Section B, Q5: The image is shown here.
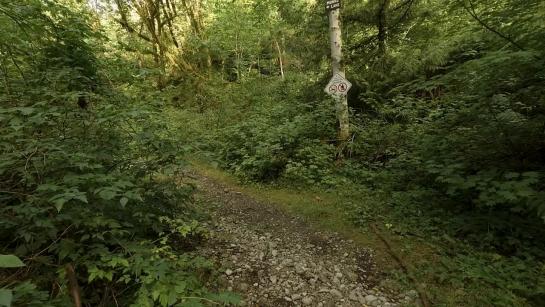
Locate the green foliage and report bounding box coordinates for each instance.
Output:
[2,0,544,305]
[211,76,339,184]
[0,1,236,306]
[418,246,545,306]
[0,256,25,268]
[0,89,233,306]
[176,0,545,305]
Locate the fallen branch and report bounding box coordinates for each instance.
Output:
[370,223,430,307]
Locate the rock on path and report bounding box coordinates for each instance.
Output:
[190,173,416,307]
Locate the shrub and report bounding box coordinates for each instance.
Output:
[0,93,236,306]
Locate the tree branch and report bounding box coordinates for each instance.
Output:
[459,0,524,51]
[114,18,153,42]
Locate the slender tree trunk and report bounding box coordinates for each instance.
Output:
[377,0,390,56]
[221,59,225,81]
[235,33,241,80]
[274,39,284,80]
[328,9,350,142]
[65,263,82,307]
[257,54,261,79]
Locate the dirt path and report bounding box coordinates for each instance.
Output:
[189,172,417,307]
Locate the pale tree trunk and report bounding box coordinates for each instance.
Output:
[328,9,350,142]
[274,39,285,80]
[235,33,241,80]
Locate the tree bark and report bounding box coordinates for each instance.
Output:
[328,9,350,142]
[274,39,285,80]
[377,0,390,56]
[65,263,82,307]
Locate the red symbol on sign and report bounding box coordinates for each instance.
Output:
[329,85,337,93]
[338,83,347,92]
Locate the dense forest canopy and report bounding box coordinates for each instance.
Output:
[0,0,544,306]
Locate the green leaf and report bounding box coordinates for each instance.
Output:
[18,107,35,115]
[0,255,25,268]
[98,189,117,200]
[0,289,12,307]
[53,198,67,212]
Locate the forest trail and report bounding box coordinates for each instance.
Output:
[186,169,418,307]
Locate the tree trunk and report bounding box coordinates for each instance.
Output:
[235,33,241,80]
[274,39,285,80]
[377,0,390,56]
[328,9,350,142]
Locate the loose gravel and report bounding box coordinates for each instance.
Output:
[190,173,418,307]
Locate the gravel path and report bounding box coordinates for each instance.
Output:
[190,172,418,307]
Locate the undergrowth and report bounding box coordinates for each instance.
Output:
[169,62,545,305]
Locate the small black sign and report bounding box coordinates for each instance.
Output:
[325,0,341,11]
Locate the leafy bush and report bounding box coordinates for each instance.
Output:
[0,94,236,306]
[213,76,340,185]
[0,1,236,305]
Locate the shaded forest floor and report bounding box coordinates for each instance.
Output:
[185,165,421,307]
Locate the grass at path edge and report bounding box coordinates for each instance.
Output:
[189,161,442,303]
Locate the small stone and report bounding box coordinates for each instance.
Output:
[253,283,258,287]
[270,276,278,284]
[330,289,343,298]
[295,265,305,274]
[271,250,278,257]
[291,294,302,300]
[347,272,358,282]
[225,269,233,276]
[319,273,329,283]
[302,297,313,305]
[348,290,358,301]
[318,288,330,293]
[335,272,343,278]
[365,294,377,303]
[239,283,249,291]
[357,294,366,305]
